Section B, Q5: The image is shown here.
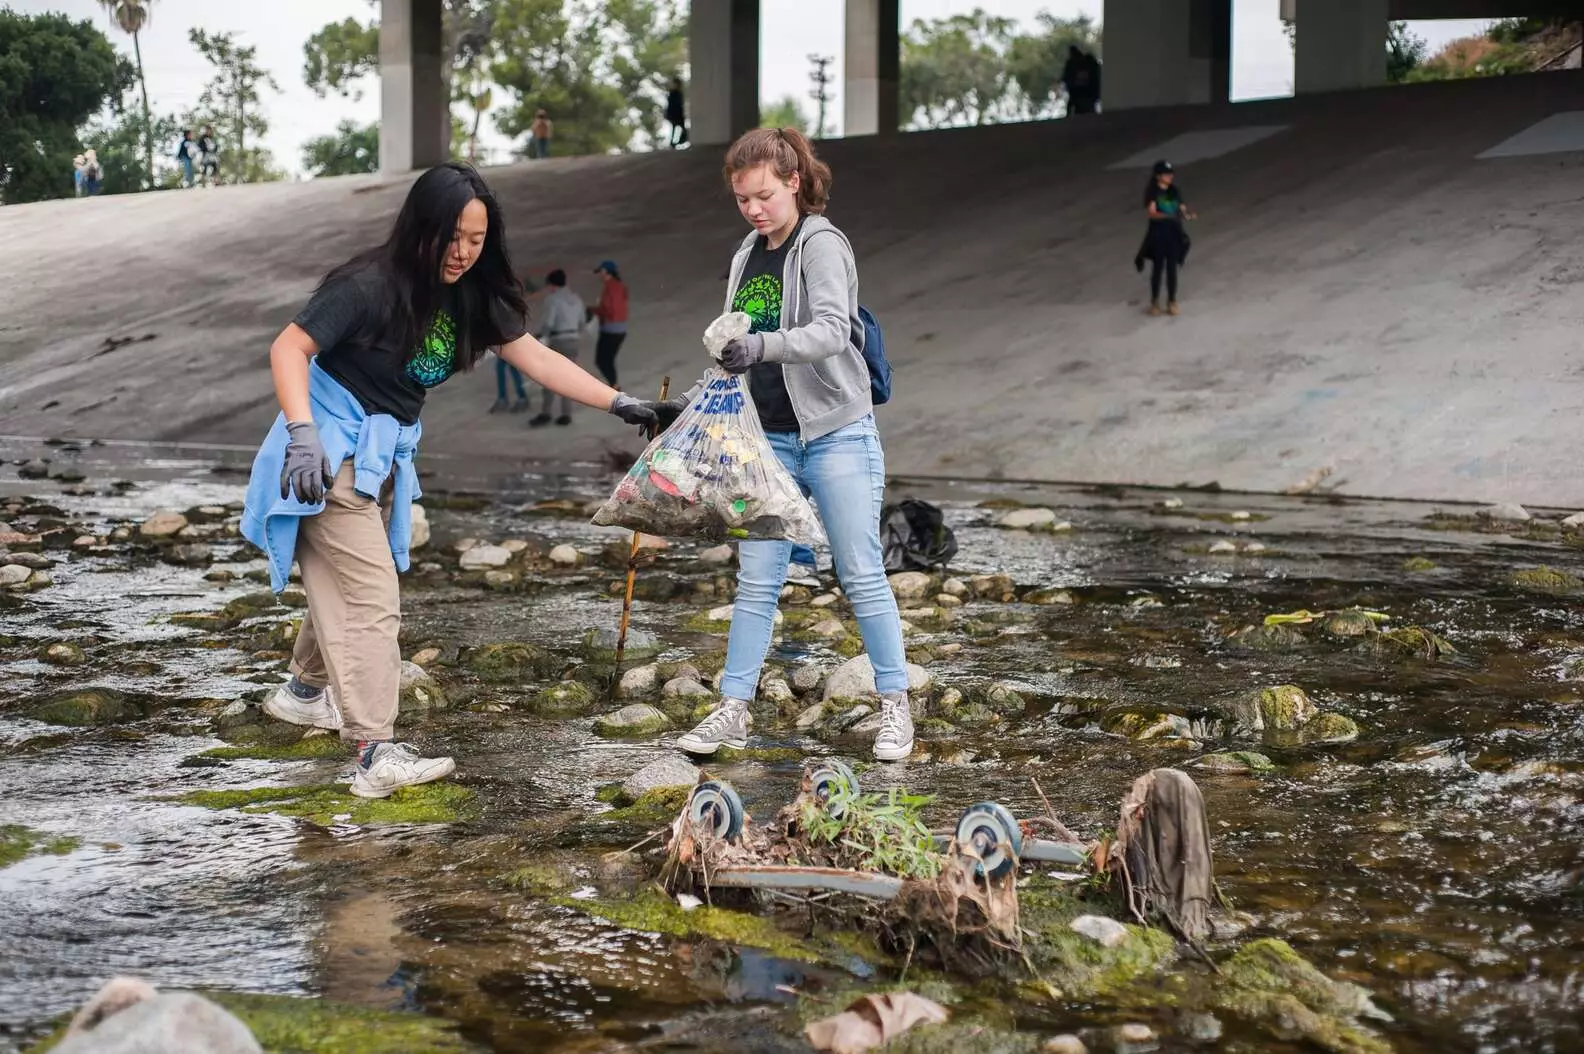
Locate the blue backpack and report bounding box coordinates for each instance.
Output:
[858,305,892,405]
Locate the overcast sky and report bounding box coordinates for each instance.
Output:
[11,0,1493,174]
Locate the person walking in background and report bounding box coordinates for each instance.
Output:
[490,354,529,413]
[81,150,102,196]
[530,110,553,160]
[1061,45,1102,115]
[530,269,586,426]
[72,155,87,197]
[1136,160,1195,316]
[591,260,628,386]
[198,126,219,186]
[666,77,688,148]
[176,130,197,188]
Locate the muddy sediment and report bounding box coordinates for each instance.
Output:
[2,438,1583,1052]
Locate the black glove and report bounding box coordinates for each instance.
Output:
[608,393,660,432]
[719,332,766,375]
[653,396,689,433]
[280,420,334,504]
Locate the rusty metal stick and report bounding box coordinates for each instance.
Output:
[615,376,670,670]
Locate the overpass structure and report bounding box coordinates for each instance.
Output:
[378,0,1577,171]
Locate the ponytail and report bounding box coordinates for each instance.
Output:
[723,127,832,215]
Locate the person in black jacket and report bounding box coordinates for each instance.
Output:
[1135,160,1195,316]
[666,77,688,148]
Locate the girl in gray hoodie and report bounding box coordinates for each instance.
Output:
[664,127,913,762]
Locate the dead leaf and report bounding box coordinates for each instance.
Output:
[805,992,950,1054]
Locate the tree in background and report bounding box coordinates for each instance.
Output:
[83,107,182,194]
[302,119,380,176]
[1386,22,1428,82]
[189,29,283,183]
[0,10,130,204]
[899,8,1102,130]
[1403,18,1578,82]
[97,0,156,190]
[760,95,811,134]
[302,15,380,100]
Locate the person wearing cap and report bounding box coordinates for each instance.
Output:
[529,269,586,426]
[591,260,629,386]
[1136,160,1195,316]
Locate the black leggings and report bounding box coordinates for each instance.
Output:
[594,331,626,386]
[1150,255,1179,303]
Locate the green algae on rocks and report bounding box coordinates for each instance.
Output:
[1507,566,1584,596]
[1018,884,1177,1001]
[0,824,79,869]
[28,689,141,727]
[558,890,827,963]
[526,680,597,717]
[1198,751,1276,774]
[1216,938,1391,1054]
[169,782,476,826]
[463,641,559,682]
[199,736,346,762]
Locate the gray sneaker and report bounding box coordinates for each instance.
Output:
[350,742,456,799]
[873,693,914,762]
[676,698,750,755]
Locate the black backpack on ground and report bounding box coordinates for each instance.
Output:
[880,499,957,573]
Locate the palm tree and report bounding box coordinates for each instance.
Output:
[99,0,155,189]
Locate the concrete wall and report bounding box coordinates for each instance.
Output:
[689,0,760,145]
[845,0,900,136]
[379,0,448,174]
[1103,0,1231,110]
[1294,0,1389,95]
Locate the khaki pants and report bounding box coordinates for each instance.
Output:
[540,335,580,418]
[290,463,400,742]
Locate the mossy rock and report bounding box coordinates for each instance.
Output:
[1401,556,1437,573]
[169,782,476,827]
[1199,751,1276,774]
[560,890,826,963]
[197,992,474,1054]
[199,736,346,762]
[217,719,315,749]
[1323,610,1375,638]
[526,680,598,717]
[464,641,560,682]
[222,591,282,620]
[0,824,79,869]
[599,785,690,825]
[592,703,673,739]
[684,612,733,634]
[1304,712,1360,744]
[501,862,577,896]
[1360,626,1456,660]
[1020,884,1177,1000]
[1258,685,1315,733]
[170,612,239,631]
[1508,566,1584,596]
[564,786,690,846]
[713,745,803,763]
[1215,938,1390,1054]
[396,663,449,724]
[1228,623,1307,652]
[981,684,1026,716]
[29,689,141,727]
[1101,709,1190,740]
[834,635,866,659]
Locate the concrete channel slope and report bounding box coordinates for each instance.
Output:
[1,73,1581,504]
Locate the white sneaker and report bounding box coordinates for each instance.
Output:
[873,694,914,762]
[786,564,822,589]
[349,742,456,799]
[263,681,343,730]
[676,699,750,755]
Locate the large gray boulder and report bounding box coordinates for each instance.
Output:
[822,655,933,702]
[55,977,261,1054]
[620,757,701,800]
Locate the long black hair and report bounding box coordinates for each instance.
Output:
[319,161,526,372]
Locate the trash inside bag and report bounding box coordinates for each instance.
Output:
[592,313,825,545]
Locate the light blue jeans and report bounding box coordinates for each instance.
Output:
[721,415,908,700]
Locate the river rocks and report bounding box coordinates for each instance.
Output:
[706,604,736,623]
[139,511,188,539]
[1208,539,1238,554]
[1070,915,1130,948]
[1324,610,1375,638]
[663,677,713,701]
[1402,556,1436,572]
[1508,566,1584,596]
[888,571,935,600]
[807,617,848,639]
[594,703,673,738]
[408,504,430,550]
[1215,938,1390,1053]
[999,507,1068,532]
[548,544,582,567]
[698,544,735,565]
[0,565,30,587]
[1116,1023,1156,1044]
[621,757,700,800]
[163,543,213,568]
[966,573,1016,602]
[30,689,139,726]
[582,627,661,664]
[459,544,512,570]
[792,666,826,696]
[528,681,598,717]
[942,577,968,598]
[4,552,53,571]
[465,642,559,682]
[618,664,660,699]
[794,702,828,730]
[760,677,796,710]
[482,570,517,589]
[1478,502,1531,523]
[1230,685,1315,735]
[1042,1036,1088,1054]
[17,460,50,480]
[1228,623,1307,652]
[1198,751,1275,774]
[822,655,933,702]
[1304,712,1360,743]
[984,683,1026,715]
[396,661,447,721]
[40,642,86,666]
[1103,710,1194,741]
[1361,626,1457,660]
[1023,588,1076,605]
[826,704,873,733]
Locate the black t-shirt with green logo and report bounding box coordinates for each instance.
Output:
[731,217,805,433]
[294,269,526,425]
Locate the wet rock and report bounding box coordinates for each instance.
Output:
[827,704,873,733]
[663,677,713,701]
[621,757,700,801]
[1508,566,1584,596]
[410,647,441,666]
[808,617,848,639]
[1070,915,1129,948]
[527,681,598,717]
[942,577,968,598]
[163,543,213,567]
[618,663,660,699]
[1478,502,1531,523]
[1199,751,1275,774]
[967,573,1016,602]
[1215,938,1390,1054]
[1023,588,1076,605]
[582,626,662,664]
[1323,610,1375,638]
[404,503,429,550]
[139,511,189,539]
[792,666,827,696]
[465,642,559,682]
[698,544,735,565]
[1117,1023,1156,1044]
[1362,626,1457,660]
[810,592,840,608]
[594,703,673,738]
[1227,623,1307,652]
[26,571,53,591]
[40,642,86,666]
[1042,1036,1088,1054]
[204,570,236,583]
[822,655,933,702]
[4,552,53,571]
[459,543,512,570]
[999,507,1068,531]
[985,683,1026,715]
[1178,1012,1222,1043]
[396,661,447,721]
[1230,685,1315,735]
[888,571,935,600]
[1564,512,1584,529]
[547,544,582,567]
[935,593,963,608]
[1304,712,1360,744]
[0,565,30,587]
[1402,556,1436,572]
[17,460,57,480]
[482,569,518,590]
[760,677,796,710]
[794,702,828,730]
[707,604,736,622]
[30,689,139,726]
[1208,539,1238,554]
[1103,710,1193,741]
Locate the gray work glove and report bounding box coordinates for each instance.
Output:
[651,395,690,433]
[608,393,661,434]
[719,332,766,374]
[280,420,334,504]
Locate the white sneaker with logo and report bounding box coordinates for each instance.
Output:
[676,698,750,755]
[263,680,343,731]
[873,694,914,762]
[349,742,457,799]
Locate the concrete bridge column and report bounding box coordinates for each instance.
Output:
[1101,0,1231,111]
[1291,0,1388,95]
[844,0,900,136]
[690,0,761,146]
[379,0,448,174]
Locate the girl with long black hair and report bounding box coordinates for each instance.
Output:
[242,162,658,798]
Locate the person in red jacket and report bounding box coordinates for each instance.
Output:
[591,260,629,386]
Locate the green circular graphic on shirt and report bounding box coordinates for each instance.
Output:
[408,310,457,387]
[732,274,782,334]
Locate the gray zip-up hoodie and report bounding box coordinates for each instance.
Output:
[718,214,872,443]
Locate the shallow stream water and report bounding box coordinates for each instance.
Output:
[1,438,1581,1053]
